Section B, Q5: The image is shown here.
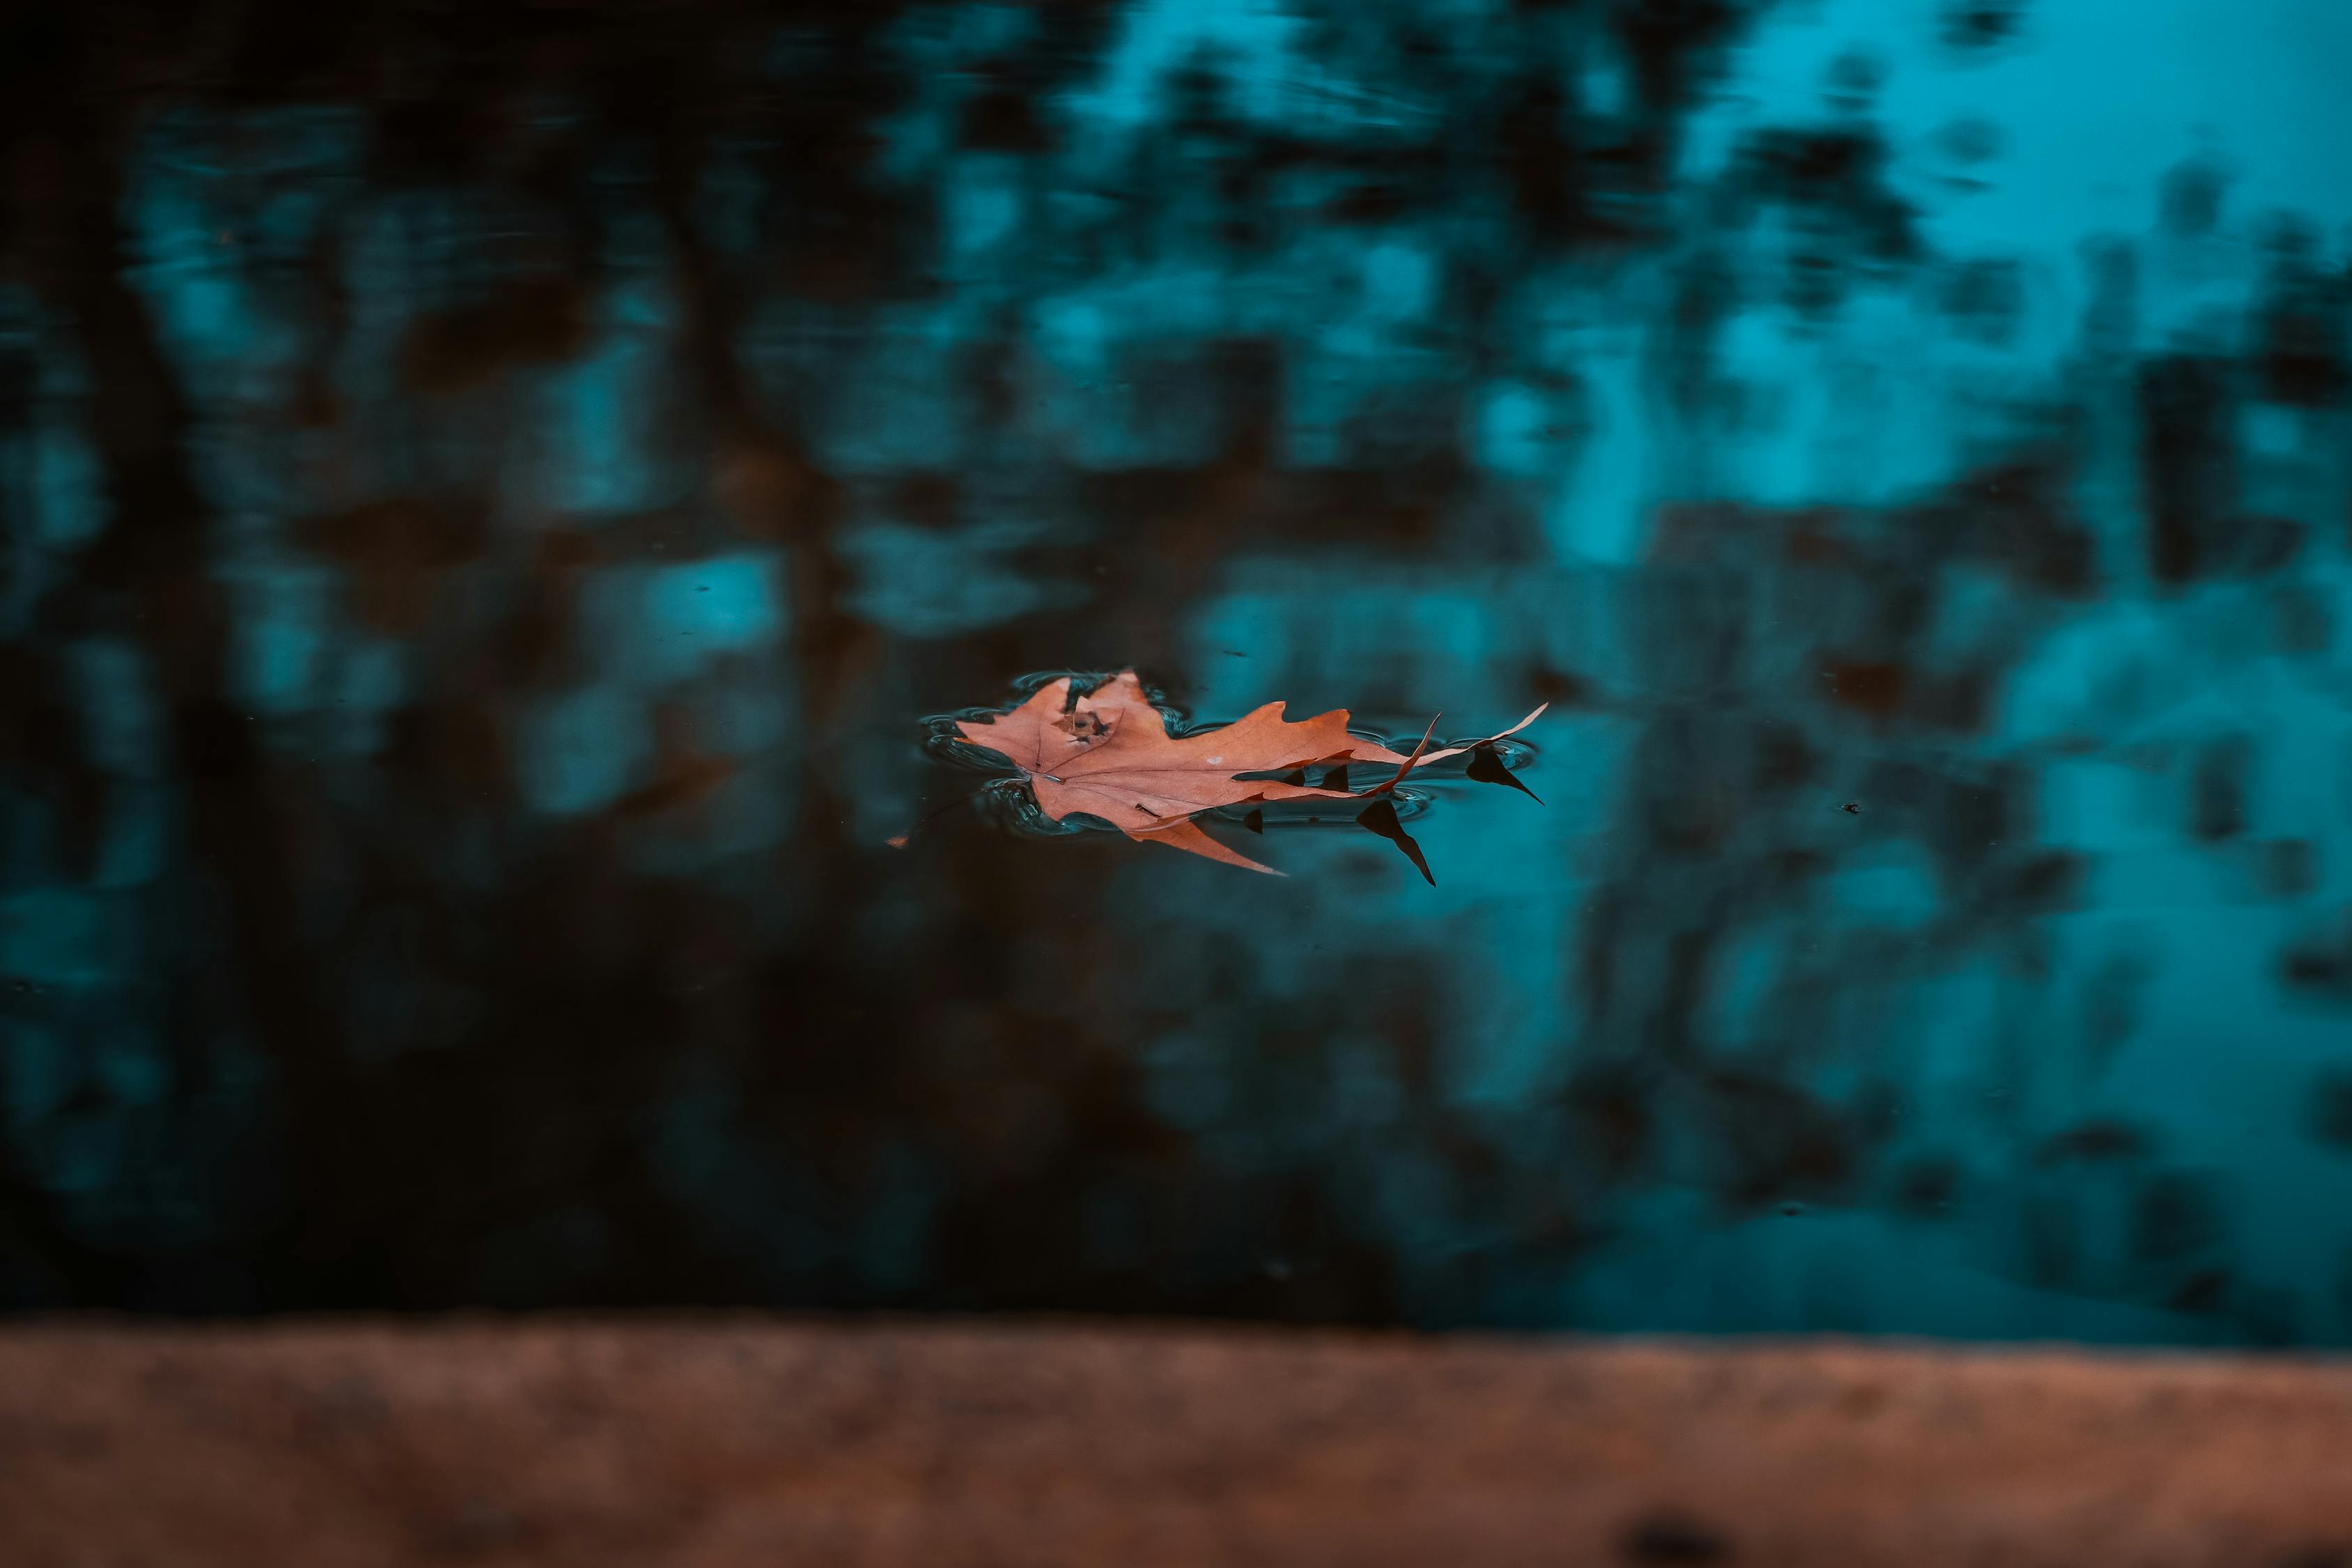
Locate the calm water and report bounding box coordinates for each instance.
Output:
[3,0,2351,1344]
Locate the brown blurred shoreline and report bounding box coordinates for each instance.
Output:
[3,1319,2349,1566]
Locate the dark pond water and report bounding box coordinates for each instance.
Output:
[3,0,2351,1344]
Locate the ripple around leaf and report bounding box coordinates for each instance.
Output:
[973,776,1093,838]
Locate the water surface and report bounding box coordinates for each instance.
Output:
[3,0,2351,1343]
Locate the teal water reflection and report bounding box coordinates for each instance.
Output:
[1,0,2349,1342]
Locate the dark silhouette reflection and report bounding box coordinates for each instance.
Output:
[1940,1,2031,52]
[0,0,2348,1344]
[1353,797,1433,886]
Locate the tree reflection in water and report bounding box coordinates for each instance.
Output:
[1,0,2349,1344]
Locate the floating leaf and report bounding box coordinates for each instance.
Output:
[909,670,1548,875]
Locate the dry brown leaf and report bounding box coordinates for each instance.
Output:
[914,672,1548,875]
[952,672,1363,872]
[1125,815,1287,874]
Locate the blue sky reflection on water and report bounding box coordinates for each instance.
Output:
[1,0,2350,1342]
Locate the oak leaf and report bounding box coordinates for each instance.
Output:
[949,672,1362,873]
[919,671,1548,876]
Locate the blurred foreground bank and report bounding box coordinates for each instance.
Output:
[3,1320,2349,1567]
